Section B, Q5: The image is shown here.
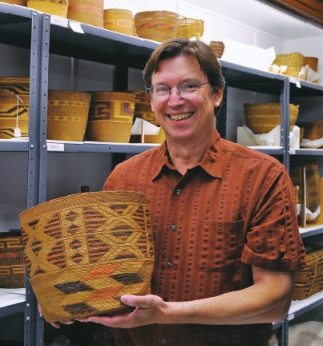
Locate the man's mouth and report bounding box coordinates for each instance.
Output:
[168,112,194,121]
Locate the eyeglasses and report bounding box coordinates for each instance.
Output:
[147,81,210,102]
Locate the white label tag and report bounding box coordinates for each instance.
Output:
[47,142,65,152]
[295,80,301,88]
[50,16,68,28]
[69,21,84,33]
[288,313,294,321]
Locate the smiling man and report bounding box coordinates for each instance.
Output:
[80,38,306,346]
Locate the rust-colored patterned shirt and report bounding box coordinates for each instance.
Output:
[102,129,306,346]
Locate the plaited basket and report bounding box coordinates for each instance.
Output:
[86,92,135,142]
[292,246,323,300]
[244,103,299,134]
[0,92,29,139]
[47,90,91,141]
[67,0,104,28]
[177,16,204,40]
[209,41,224,59]
[134,11,179,42]
[27,0,69,18]
[20,191,154,322]
[290,161,320,216]
[104,9,135,36]
[0,232,25,289]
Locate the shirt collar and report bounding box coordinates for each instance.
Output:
[151,129,223,180]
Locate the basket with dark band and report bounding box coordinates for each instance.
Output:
[20,191,154,322]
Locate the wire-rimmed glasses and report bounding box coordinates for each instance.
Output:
[146,81,210,102]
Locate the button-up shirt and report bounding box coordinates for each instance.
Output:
[102,128,306,346]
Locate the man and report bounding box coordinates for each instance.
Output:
[82,38,306,346]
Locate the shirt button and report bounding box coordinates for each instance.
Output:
[161,338,167,344]
[171,224,176,231]
[167,261,172,267]
[175,189,181,195]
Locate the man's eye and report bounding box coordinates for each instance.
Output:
[181,83,198,91]
[155,86,169,93]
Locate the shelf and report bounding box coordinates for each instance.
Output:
[289,292,323,321]
[299,224,323,238]
[291,149,323,156]
[0,139,29,152]
[0,288,26,318]
[289,79,323,97]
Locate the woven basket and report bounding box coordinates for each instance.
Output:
[273,52,304,78]
[303,57,319,71]
[134,11,179,42]
[244,103,299,134]
[290,161,320,215]
[0,93,29,139]
[0,77,29,96]
[297,120,323,142]
[292,246,323,300]
[0,232,25,289]
[126,90,150,103]
[86,120,133,143]
[103,9,135,36]
[47,90,91,141]
[1,0,27,5]
[67,0,104,28]
[209,41,224,59]
[27,0,68,18]
[177,16,204,40]
[134,102,158,126]
[20,191,154,322]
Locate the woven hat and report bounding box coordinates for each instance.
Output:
[20,191,154,322]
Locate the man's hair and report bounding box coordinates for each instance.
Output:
[143,37,226,94]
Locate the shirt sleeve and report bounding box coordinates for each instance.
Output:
[241,167,307,271]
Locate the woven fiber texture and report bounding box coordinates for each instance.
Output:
[177,16,204,40]
[0,235,25,288]
[27,0,68,17]
[0,77,29,96]
[292,246,323,300]
[20,191,154,322]
[244,103,299,134]
[47,90,91,141]
[68,0,104,28]
[104,9,135,36]
[134,11,179,42]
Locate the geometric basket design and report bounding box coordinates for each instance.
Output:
[19,191,154,322]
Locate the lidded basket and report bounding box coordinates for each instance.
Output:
[20,191,154,322]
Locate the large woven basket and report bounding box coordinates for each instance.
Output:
[47,90,91,141]
[103,9,135,36]
[244,103,299,134]
[292,245,323,300]
[0,77,29,96]
[134,102,158,126]
[86,92,135,142]
[0,92,29,139]
[0,232,25,289]
[177,16,204,40]
[20,191,154,322]
[290,161,321,216]
[134,11,179,42]
[27,0,69,18]
[67,0,104,28]
[297,120,323,142]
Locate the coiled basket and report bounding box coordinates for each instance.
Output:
[20,191,154,322]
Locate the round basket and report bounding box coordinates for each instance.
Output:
[103,9,134,36]
[67,0,104,28]
[209,41,224,59]
[303,57,319,71]
[86,120,132,143]
[126,90,150,103]
[134,102,158,126]
[0,93,29,139]
[134,11,179,42]
[47,90,91,141]
[273,52,304,68]
[244,103,299,134]
[27,0,68,18]
[177,16,204,40]
[0,77,29,96]
[20,191,154,322]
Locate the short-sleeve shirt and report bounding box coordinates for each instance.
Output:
[102,128,306,346]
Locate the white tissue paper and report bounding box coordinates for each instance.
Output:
[301,137,323,149]
[297,205,321,221]
[220,38,276,71]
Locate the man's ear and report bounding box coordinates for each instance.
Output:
[214,87,224,107]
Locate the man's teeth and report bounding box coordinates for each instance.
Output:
[169,113,193,120]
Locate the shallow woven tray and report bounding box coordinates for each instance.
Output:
[292,246,323,300]
[134,10,179,42]
[244,103,299,134]
[20,191,154,322]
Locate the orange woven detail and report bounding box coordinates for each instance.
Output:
[68,5,103,16]
[88,286,122,301]
[83,263,121,280]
